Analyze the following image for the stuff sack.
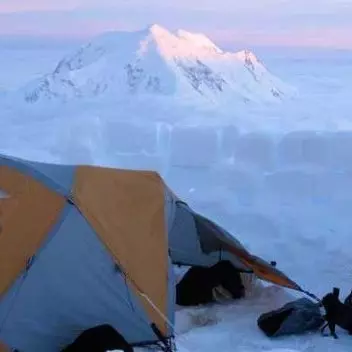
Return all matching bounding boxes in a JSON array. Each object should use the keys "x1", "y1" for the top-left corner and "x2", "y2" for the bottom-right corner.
[
  {"x1": 257, "y1": 298, "x2": 324, "y2": 337},
  {"x1": 176, "y1": 260, "x2": 245, "y2": 306},
  {"x1": 61, "y1": 324, "x2": 134, "y2": 352}
]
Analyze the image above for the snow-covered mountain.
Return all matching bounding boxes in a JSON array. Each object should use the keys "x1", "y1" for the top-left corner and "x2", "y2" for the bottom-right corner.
[{"x1": 21, "y1": 24, "x2": 295, "y2": 105}]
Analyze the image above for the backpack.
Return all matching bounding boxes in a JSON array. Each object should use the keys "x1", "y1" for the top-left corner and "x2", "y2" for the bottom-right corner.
[{"x1": 257, "y1": 298, "x2": 324, "y2": 337}]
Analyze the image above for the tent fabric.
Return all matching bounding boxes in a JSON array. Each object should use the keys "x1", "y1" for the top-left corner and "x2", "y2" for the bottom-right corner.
[
  {"x1": 222, "y1": 243, "x2": 301, "y2": 290},
  {"x1": 0, "y1": 153, "x2": 302, "y2": 352},
  {"x1": 167, "y1": 201, "x2": 293, "y2": 285},
  {"x1": 242, "y1": 256, "x2": 301, "y2": 290},
  {"x1": 73, "y1": 166, "x2": 169, "y2": 337},
  {"x1": 187, "y1": 209, "x2": 301, "y2": 290},
  {"x1": 168, "y1": 201, "x2": 210, "y2": 266},
  {"x1": 168, "y1": 202, "x2": 249, "y2": 271},
  {"x1": 0, "y1": 342, "x2": 9, "y2": 352},
  {"x1": 0, "y1": 189, "x2": 9, "y2": 198},
  {"x1": 192, "y1": 212, "x2": 248, "y2": 255},
  {"x1": 0, "y1": 154, "x2": 73, "y2": 197},
  {"x1": 0, "y1": 164, "x2": 66, "y2": 298},
  {"x1": 24, "y1": 160, "x2": 75, "y2": 196},
  {"x1": 0, "y1": 205, "x2": 167, "y2": 351}
]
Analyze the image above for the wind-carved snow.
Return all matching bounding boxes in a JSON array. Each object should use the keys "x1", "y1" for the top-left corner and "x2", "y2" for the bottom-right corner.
[{"x1": 20, "y1": 24, "x2": 295, "y2": 106}]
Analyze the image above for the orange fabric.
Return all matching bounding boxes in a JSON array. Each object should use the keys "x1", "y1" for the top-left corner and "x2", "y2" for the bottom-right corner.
[
  {"x1": 0, "y1": 165, "x2": 66, "y2": 297},
  {"x1": 73, "y1": 166, "x2": 169, "y2": 336},
  {"x1": 0, "y1": 341, "x2": 10, "y2": 352},
  {"x1": 241, "y1": 257, "x2": 300, "y2": 290},
  {"x1": 223, "y1": 242, "x2": 300, "y2": 290}
]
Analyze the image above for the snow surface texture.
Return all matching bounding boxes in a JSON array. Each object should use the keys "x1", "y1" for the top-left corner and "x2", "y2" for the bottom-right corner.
[
  {"x1": 1, "y1": 32, "x2": 352, "y2": 352},
  {"x1": 12, "y1": 24, "x2": 295, "y2": 106}
]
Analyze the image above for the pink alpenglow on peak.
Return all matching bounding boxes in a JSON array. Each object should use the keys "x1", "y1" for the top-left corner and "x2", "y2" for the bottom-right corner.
[{"x1": 20, "y1": 24, "x2": 297, "y2": 106}]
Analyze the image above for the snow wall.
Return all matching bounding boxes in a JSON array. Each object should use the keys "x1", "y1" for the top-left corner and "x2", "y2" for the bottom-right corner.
[{"x1": 2, "y1": 120, "x2": 352, "y2": 298}]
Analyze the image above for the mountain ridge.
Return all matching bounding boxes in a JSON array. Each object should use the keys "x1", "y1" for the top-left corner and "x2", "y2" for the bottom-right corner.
[{"x1": 20, "y1": 24, "x2": 296, "y2": 105}]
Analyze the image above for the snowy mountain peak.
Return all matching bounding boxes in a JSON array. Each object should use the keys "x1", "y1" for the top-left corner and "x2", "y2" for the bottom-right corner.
[
  {"x1": 236, "y1": 50, "x2": 259, "y2": 64},
  {"x1": 148, "y1": 24, "x2": 171, "y2": 37},
  {"x1": 234, "y1": 50, "x2": 262, "y2": 71},
  {"x1": 20, "y1": 24, "x2": 296, "y2": 105},
  {"x1": 145, "y1": 24, "x2": 221, "y2": 55},
  {"x1": 177, "y1": 29, "x2": 222, "y2": 52}
]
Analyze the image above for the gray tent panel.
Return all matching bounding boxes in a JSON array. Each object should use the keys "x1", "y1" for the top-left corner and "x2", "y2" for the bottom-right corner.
[
  {"x1": 168, "y1": 202, "x2": 248, "y2": 270},
  {"x1": 0, "y1": 205, "x2": 160, "y2": 352},
  {"x1": 191, "y1": 209, "x2": 252, "y2": 271},
  {"x1": 169, "y1": 202, "x2": 218, "y2": 267},
  {"x1": 192, "y1": 212, "x2": 228, "y2": 253},
  {"x1": 25, "y1": 160, "x2": 75, "y2": 195},
  {"x1": 164, "y1": 186, "x2": 177, "y2": 234},
  {"x1": 0, "y1": 153, "x2": 74, "y2": 196},
  {"x1": 191, "y1": 210, "x2": 248, "y2": 255}
]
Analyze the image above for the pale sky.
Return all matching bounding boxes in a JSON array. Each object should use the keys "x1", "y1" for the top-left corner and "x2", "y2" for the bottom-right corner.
[{"x1": 0, "y1": 0, "x2": 352, "y2": 48}]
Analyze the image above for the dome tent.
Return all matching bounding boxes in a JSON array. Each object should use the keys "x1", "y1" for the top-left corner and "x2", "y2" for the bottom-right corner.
[{"x1": 0, "y1": 153, "x2": 301, "y2": 352}]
